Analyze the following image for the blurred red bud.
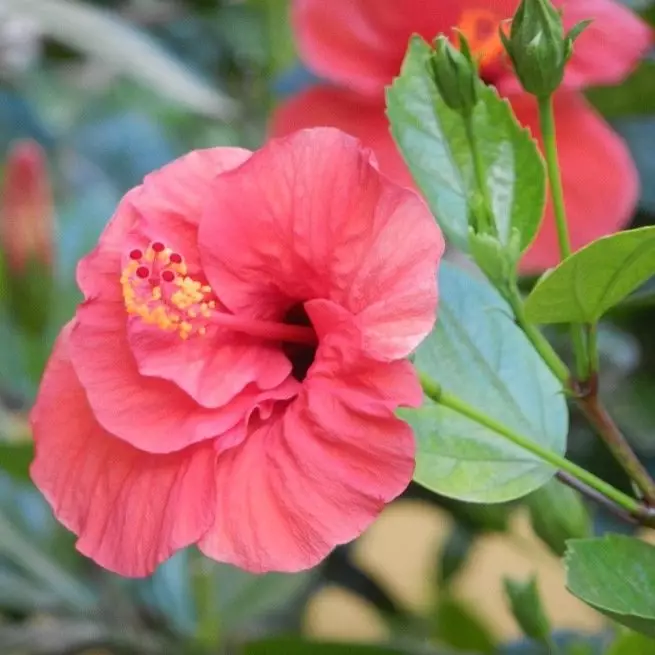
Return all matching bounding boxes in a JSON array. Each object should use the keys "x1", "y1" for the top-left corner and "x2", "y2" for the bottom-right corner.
[{"x1": 0, "y1": 139, "x2": 53, "y2": 272}]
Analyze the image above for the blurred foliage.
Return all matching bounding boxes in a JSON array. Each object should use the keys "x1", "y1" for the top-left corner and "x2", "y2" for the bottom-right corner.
[{"x1": 0, "y1": 0, "x2": 654, "y2": 654}]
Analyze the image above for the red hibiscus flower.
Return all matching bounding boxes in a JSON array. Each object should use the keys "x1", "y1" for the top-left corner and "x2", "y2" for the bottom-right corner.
[
  {"x1": 30, "y1": 128, "x2": 444, "y2": 576},
  {"x1": 271, "y1": 0, "x2": 653, "y2": 272}
]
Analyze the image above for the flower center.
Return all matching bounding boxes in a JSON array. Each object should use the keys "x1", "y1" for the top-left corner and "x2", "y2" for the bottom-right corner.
[
  {"x1": 120, "y1": 241, "x2": 317, "y2": 346},
  {"x1": 456, "y1": 9, "x2": 504, "y2": 71},
  {"x1": 282, "y1": 303, "x2": 317, "y2": 381}
]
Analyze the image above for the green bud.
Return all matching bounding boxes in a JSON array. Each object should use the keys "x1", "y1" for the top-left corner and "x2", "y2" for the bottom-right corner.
[
  {"x1": 499, "y1": 0, "x2": 591, "y2": 98},
  {"x1": 469, "y1": 227, "x2": 521, "y2": 293},
  {"x1": 503, "y1": 576, "x2": 552, "y2": 645},
  {"x1": 428, "y1": 33, "x2": 479, "y2": 116},
  {"x1": 527, "y1": 478, "x2": 591, "y2": 557}
]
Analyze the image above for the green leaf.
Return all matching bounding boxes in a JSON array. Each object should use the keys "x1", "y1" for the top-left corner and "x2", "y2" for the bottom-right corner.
[
  {"x1": 0, "y1": 508, "x2": 95, "y2": 612},
  {"x1": 214, "y1": 563, "x2": 316, "y2": 629},
  {"x1": 0, "y1": 442, "x2": 33, "y2": 482},
  {"x1": 244, "y1": 639, "x2": 407, "y2": 655},
  {"x1": 503, "y1": 576, "x2": 552, "y2": 645},
  {"x1": 386, "y1": 36, "x2": 546, "y2": 252},
  {"x1": 586, "y1": 61, "x2": 655, "y2": 118},
  {"x1": 432, "y1": 595, "x2": 497, "y2": 654},
  {"x1": 405, "y1": 263, "x2": 568, "y2": 502},
  {"x1": 527, "y1": 479, "x2": 591, "y2": 557},
  {"x1": 5, "y1": 0, "x2": 235, "y2": 119},
  {"x1": 565, "y1": 535, "x2": 655, "y2": 637},
  {"x1": 607, "y1": 630, "x2": 655, "y2": 655},
  {"x1": 524, "y1": 227, "x2": 655, "y2": 324},
  {"x1": 438, "y1": 524, "x2": 475, "y2": 587}
]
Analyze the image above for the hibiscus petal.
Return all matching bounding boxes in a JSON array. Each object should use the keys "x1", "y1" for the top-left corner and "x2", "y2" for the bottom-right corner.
[
  {"x1": 76, "y1": 189, "x2": 143, "y2": 304},
  {"x1": 130, "y1": 147, "x2": 251, "y2": 273},
  {"x1": 558, "y1": 0, "x2": 652, "y2": 90},
  {"x1": 30, "y1": 324, "x2": 217, "y2": 577},
  {"x1": 511, "y1": 92, "x2": 639, "y2": 273},
  {"x1": 69, "y1": 300, "x2": 261, "y2": 453},
  {"x1": 128, "y1": 321, "x2": 291, "y2": 408},
  {"x1": 200, "y1": 128, "x2": 443, "y2": 360},
  {"x1": 269, "y1": 86, "x2": 415, "y2": 188},
  {"x1": 125, "y1": 150, "x2": 291, "y2": 409},
  {"x1": 293, "y1": 0, "x2": 518, "y2": 95},
  {"x1": 199, "y1": 301, "x2": 419, "y2": 572}
]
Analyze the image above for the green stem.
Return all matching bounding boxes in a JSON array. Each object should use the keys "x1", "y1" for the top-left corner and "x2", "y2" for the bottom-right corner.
[
  {"x1": 418, "y1": 372, "x2": 643, "y2": 515},
  {"x1": 505, "y1": 285, "x2": 569, "y2": 384},
  {"x1": 537, "y1": 95, "x2": 589, "y2": 381},
  {"x1": 587, "y1": 324, "x2": 599, "y2": 376},
  {"x1": 463, "y1": 115, "x2": 496, "y2": 236},
  {"x1": 578, "y1": 394, "x2": 655, "y2": 505}
]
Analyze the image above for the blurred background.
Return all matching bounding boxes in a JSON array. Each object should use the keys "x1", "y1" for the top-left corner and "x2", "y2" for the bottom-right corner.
[{"x1": 0, "y1": 1, "x2": 654, "y2": 653}]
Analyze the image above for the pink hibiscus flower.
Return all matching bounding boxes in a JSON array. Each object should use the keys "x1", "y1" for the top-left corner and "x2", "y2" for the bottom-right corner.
[
  {"x1": 271, "y1": 0, "x2": 653, "y2": 272},
  {"x1": 30, "y1": 128, "x2": 444, "y2": 576}
]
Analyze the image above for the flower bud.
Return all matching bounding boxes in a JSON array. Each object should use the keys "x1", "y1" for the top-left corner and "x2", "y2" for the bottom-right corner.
[
  {"x1": 499, "y1": 0, "x2": 591, "y2": 98},
  {"x1": 469, "y1": 227, "x2": 521, "y2": 293},
  {"x1": 526, "y1": 478, "x2": 591, "y2": 557},
  {"x1": 1, "y1": 140, "x2": 53, "y2": 272},
  {"x1": 0, "y1": 140, "x2": 54, "y2": 335},
  {"x1": 428, "y1": 33, "x2": 479, "y2": 117}
]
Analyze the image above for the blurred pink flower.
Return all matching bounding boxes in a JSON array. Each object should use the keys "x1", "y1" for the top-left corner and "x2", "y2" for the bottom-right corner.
[
  {"x1": 30, "y1": 128, "x2": 444, "y2": 576},
  {"x1": 271, "y1": 0, "x2": 653, "y2": 272},
  {"x1": 0, "y1": 140, "x2": 53, "y2": 272}
]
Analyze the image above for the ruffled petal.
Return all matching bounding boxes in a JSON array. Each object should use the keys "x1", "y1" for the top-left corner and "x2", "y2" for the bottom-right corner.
[
  {"x1": 199, "y1": 301, "x2": 420, "y2": 572},
  {"x1": 200, "y1": 128, "x2": 443, "y2": 360},
  {"x1": 269, "y1": 86, "x2": 415, "y2": 188},
  {"x1": 130, "y1": 147, "x2": 251, "y2": 273},
  {"x1": 76, "y1": 189, "x2": 142, "y2": 304},
  {"x1": 30, "y1": 324, "x2": 217, "y2": 577},
  {"x1": 293, "y1": 0, "x2": 518, "y2": 95},
  {"x1": 69, "y1": 300, "x2": 263, "y2": 453},
  {"x1": 511, "y1": 93, "x2": 639, "y2": 273},
  {"x1": 128, "y1": 321, "x2": 291, "y2": 408},
  {"x1": 78, "y1": 148, "x2": 251, "y2": 305}
]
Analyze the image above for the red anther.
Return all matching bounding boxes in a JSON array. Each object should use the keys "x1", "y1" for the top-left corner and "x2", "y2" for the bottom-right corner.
[
  {"x1": 152, "y1": 241, "x2": 165, "y2": 253},
  {"x1": 161, "y1": 270, "x2": 175, "y2": 283},
  {"x1": 136, "y1": 266, "x2": 150, "y2": 279},
  {"x1": 129, "y1": 248, "x2": 143, "y2": 260},
  {"x1": 169, "y1": 252, "x2": 182, "y2": 264}
]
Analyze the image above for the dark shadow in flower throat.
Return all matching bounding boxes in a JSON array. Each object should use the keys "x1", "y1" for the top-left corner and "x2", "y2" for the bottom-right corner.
[{"x1": 282, "y1": 302, "x2": 317, "y2": 381}]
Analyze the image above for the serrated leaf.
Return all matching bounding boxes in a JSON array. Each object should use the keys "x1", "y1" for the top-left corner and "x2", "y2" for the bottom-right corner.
[
  {"x1": 386, "y1": 36, "x2": 546, "y2": 252},
  {"x1": 566, "y1": 535, "x2": 655, "y2": 637},
  {"x1": 525, "y1": 227, "x2": 655, "y2": 324},
  {"x1": 405, "y1": 263, "x2": 567, "y2": 503},
  {"x1": 4, "y1": 0, "x2": 235, "y2": 119}
]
